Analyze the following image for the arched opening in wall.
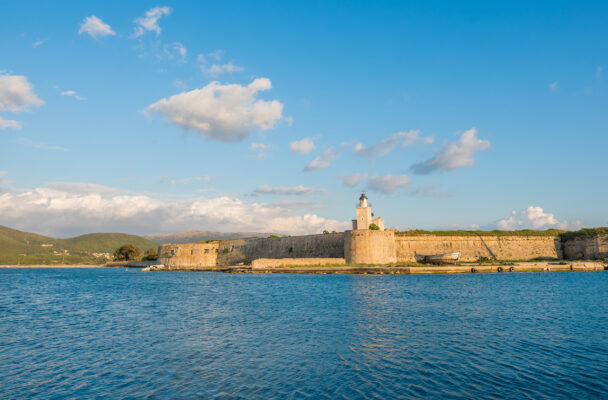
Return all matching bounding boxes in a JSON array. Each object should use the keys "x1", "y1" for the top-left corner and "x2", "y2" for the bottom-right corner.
[
  {"x1": 191, "y1": 250, "x2": 194, "y2": 255},
  {"x1": 204, "y1": 249, "x2": 209, "y2": 254}
]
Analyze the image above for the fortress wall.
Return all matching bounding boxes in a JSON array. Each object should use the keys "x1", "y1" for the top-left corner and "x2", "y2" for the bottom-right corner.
[
  {"x1": 395, "y1": 235, "x2": 562, "y2": 262},
  {"x1": 345, "y1": 230, "x2": 396, "y2": 264},
  {"x1": 158, "y1": 243, "x2": 219, "y2": 268},
  {"x1": 251, "y1": 258, "x2": 346, "y2": 269},
  {"x1": 216, "y1": 233, "x2": 345, "y2": 266},
  {"x1": 562, "y1": 234, "x2": 608, "y2": 259}
]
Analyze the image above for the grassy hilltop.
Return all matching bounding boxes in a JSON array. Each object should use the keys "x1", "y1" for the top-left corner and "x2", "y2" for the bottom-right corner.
[{"x1": 0, "y1": 225, "x2": 157, "y2": 265}]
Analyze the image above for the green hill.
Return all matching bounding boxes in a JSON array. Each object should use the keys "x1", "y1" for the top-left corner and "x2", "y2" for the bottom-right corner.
[{"x1": 0, "y1": 225, "x2": 158, "y2": 265}]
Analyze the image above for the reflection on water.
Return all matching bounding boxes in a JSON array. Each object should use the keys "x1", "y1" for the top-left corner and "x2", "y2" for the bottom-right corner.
[{"x1": 1, "y1": 269, "x2": 607, "y2": 399}]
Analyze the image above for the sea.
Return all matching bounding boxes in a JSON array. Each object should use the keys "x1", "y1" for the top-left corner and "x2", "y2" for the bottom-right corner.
[{"x1": 1, "y1": 268, "x2": 607, "y2": 399}]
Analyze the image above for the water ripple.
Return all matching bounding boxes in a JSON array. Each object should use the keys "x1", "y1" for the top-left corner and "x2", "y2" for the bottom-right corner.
[{"x1": 1, "y1": 269, "x2": 607, "y2": 399}]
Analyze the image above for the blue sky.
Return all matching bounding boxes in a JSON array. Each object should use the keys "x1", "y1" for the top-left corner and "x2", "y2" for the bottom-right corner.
[{"x1": 1, "y1": 1, "x2": 606, "y2": 237}]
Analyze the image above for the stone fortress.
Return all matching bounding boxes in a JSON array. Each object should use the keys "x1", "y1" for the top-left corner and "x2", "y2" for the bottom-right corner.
[{"x1": 158, "y1": 193, "x2": 608, "y2": 269}]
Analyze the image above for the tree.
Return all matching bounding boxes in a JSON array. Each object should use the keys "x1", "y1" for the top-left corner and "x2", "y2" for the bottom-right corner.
[
  {"x1": 143, "y1": 247, "x2": 158, "y2": 261},
  {"x1": 369, "y1": 223, "x2": 380, "y2": 230},
  {"x1": 113, "y1": 244, "x2": 141, "y2": 261}
]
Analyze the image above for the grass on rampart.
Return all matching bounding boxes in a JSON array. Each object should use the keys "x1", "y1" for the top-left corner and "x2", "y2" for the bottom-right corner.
[
  {"x1": 395, "y1": 229, "x2": 566, "y2": 237},
  {"x1": 395, "y1": 227, "x2": 608, "y2": 239},
  {"x1": 559, "y1": 227, "x2": 608, "y2": 239}
]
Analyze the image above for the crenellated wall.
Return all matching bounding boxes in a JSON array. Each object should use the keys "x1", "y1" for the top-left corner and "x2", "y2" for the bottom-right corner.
[{"x1": 395, "y1": 235, "x2": 562, "y2": 262}]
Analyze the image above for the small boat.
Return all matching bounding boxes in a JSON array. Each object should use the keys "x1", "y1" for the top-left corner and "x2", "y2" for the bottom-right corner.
[{"x1": 415, "y1": 251, "x2": 461, "y2": 264}]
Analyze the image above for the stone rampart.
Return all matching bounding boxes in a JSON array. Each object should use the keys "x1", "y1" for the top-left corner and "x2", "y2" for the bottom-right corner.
[
  {"x1": 562, "y1": 234, "x2": 608, "y2": 259},
  {"x1": 158, "y1": 243, "x2": 219, "y2": 268},
  {"x1": 251, "y1": 258, "x2": 346, "y2": 270},
  {"x1": 216, "y1": 233, "x2": 345, "y2": 266},
  {"x1": 157, "y1": 231, "x2": 605, "y2": 268},
  {"x1": 345, "y1": 230, "x2": 396, "y2": 264},
  {"x1": 395, "y1": 235, "x2": 562, "y2": 262}
]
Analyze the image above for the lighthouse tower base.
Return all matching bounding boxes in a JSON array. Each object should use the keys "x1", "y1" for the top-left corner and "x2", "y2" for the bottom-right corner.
[{"x1": 344, "y1": 229, "x2": 396, "y2": 265}]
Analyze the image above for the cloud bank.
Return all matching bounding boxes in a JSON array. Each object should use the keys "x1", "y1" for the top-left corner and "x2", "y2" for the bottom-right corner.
[
  {"x1": 497, "y1": 206, "x2": 583, "y2": 230},
  {"x1": 147, "y1": 78, "x2": 284, "y2": 142},
  {"x1": 0, "y1": 183, "x2": 348, "y2": 237}
]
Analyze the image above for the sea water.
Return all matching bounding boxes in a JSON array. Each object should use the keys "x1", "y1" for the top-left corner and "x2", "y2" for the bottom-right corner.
[{"x1": 1, "y1": 268, "x2": 607, "y2": 399}]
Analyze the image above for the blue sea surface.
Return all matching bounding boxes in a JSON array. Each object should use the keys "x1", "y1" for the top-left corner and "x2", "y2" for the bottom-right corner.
[{"x1": 1, "y1": 268, "x2": 607, "y2": 399}]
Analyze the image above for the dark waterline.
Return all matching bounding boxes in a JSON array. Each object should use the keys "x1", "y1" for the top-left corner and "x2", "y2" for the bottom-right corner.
[{"x1": 1, "y1": 269, "x2": 607, "y2": 399}]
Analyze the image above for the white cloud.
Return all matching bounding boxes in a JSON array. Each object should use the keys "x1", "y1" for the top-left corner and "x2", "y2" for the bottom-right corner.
[
  {"x1": 158, "y1": 174, "x2": 210, "y2": 185},
  {"x1": 351, "y1": 130, "x2": 433, "y2": 158},
  {"x1": 497, "y1": 206, "x2": 583, "y2": 231},
  {"x1": 410, "y1": 127, "x2": 490, "y2": 174},
  {"x1": 409, "y1": 185, "x2": 453, "y2": 198},
  {"x1": 251, "y1": 143, "x2": 270, "y2": 151},
  {"x1": 60, "y1": 90, "x2": 86, "y2": 101},
  {"x1": 597, "y1": 66, "x2": 604, "y2": 80},
  {"x1": 0, "y1": 183, "x2": 349, "y2": 237},
  {"x1": 205, "y1": 63, "x2": 244, "y2": 77},
  {"x1": 549, "y1": 81, "x2": 559, "y2": 91},
  {"x1": 0, "y1": 171, "x2": 14, "y2": 186},
  {"x1": 45, "y1": 182, "x2": 118, "y2": 195},
  {"x1": 198, "y1": 52, "x2": 243, "y2": 77},
  {"x1": 305, "y1": 148, "x2": 336, "y2": 171},
  {"x1": 366, "y1": 174, "x2": 411, "y2": 194},
  {"x1": 133, "y1": 7, "x2": 171, "y2": 37},
  {"x1": 0, "y1": 116, "x2": 21, "y2": 130},
  {"x1": 289, "y1": 137, "x2": 315, "y2": 154},
  {"x1": 32, "y1": 39, "x2": 47, "y2": 48},
  {"x1": 0, "y1": 75, "x2": 44, "y2": 112},
  {"x1": 146, "y1": 78, "x2": 284, "y2": 142},
  {"x1": 251, "y1": 142, "x2": 270, "y2": 159},
  {"x1": 16, "y1": 138, "x2": 67, "y2": 151},
  {"x1": 338, "y1": 173, "x2": 368, "y2": 187},
  {"x1": 169, "y1": 42, "x2": 187, "y2": 62},
  {"x1": 253, "y1": 184, "x2": 315, "y2": 196},
  {"x1": 208, "y1": 49, "x2": 224, "y2": 60},
  {"x1": 173, "y1": 80, "x2": 187, "y2": 90},
  {"x1": 78, "y1": 16, "x2": 116, "y2": 39}
]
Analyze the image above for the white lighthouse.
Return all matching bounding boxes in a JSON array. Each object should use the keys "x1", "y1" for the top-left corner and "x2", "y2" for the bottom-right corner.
[{"x1": 352, "y1": 192, "x2": 385, "y2": 231}]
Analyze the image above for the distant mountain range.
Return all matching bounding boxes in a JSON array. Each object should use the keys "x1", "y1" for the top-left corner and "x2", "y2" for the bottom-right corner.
[
  {"x1": 145, "y1": 230, "x2": 273, "y2": 244},
  {"x1": 0, "y1": 225, "x2": 158, "y2": 265}
]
